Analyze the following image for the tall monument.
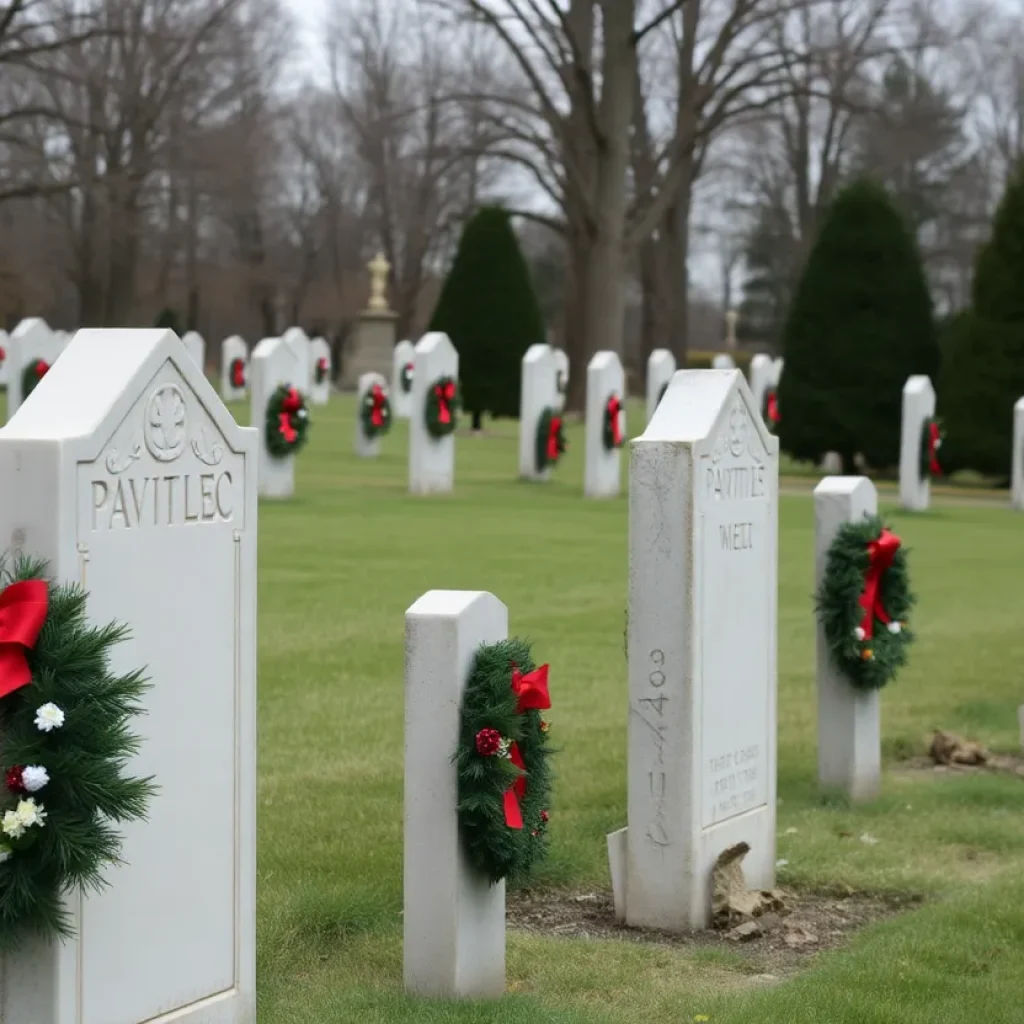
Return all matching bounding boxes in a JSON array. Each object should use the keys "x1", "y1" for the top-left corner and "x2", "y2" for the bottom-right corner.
[{"x1": 342, "y1": 252, "x2": 399, "y2": 390}]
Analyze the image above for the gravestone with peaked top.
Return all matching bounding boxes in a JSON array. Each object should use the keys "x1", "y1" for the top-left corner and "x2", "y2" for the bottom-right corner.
[
  {"x1": 283, "y1": 327, "x2": 312, "y2": 395},
  {"x1": 393, "y1": 339, "x2": 416, "y2": 419},
  {"x1": 899, "y1": 375, "x2": 935, "y2": 512},
  {"x1": 251, "y1": 337, "x2": 302, "y2": 499},
  {"x1": 409, "y1": 332, "x2": 459, "y2": 495},
  {"x1": 584, "y1": 351, "x2": 625, "y2": 499},
  {"x1": 711, "y1": 353, "x2": 735, "y2": 370},
  {"x1": 0, "y1": 327, "x2": 256, "y2": 1023},
  {"x1": 181, "y1": 331, "x2": 205, "y2": 373},
  {"x1": 646, "y1": 349, "x2": 676, "y2": 425},
  {"x1": 519, "y1": 344, "x2": 558, "y2": 482},
  {"x1": 607, "y1": 368, "x2": 779, "y2": 932},
  {"x1": 6, "y1": 318, "x2": 55, "y2": 419},
  {"x1": 221, "y1": 334, "x2": 248, "y2": 402},
  {"x1": 310, "y1": 337, "x2": 332, "y2": 406}
]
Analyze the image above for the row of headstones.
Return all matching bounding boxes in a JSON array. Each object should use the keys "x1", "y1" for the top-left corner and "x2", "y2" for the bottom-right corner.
[
  {"x1": 220, "y1": 328, "x2": 331, "y2": 405},
  {"x1": 0, "y1": 318, "x2": 73, "y2": 416}
]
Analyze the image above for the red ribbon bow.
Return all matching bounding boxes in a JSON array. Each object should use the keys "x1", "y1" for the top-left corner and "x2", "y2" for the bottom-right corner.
[
  {"x1": 546, "y1": 416, "x2": 563, "y2": 462},
  {"x1": 857, "y1": 528, "x2": 901, "y2": 640},
  {"x1": 278, "y1": 387, "x2": 302, "y2": 443},
  {"x1": 434, "y1": 381, "x2": 455, "y2": 425},
  {"x1": 766, "y1": 391, "x2": 780, "y2": 425},
  {"x1": 0, "y1": 346, "x2": 6, "y2": 363},
  {"x1": 606, "y1": 395, "x2": 623, "y2": 446},
  {"x1": 927, "y1": 421, "x2": 942, "y2": 476},
  {"x1": 317, "y1": 357, "x2": 328, "y2": 372},
  {"x1": 231, "y1": 359, "x2": 246, "y2": 388},
  {"x1": 34, "y1": 360, "x2": 50, "y2": 379},
  {"x1": 0, "y1": 580, "x2": 49, "y2": 699},
  {"x1": 503, "y1": 664, "x2": 551, "y2": 829},
  {"x1": 369, "y1": 384, "x2": 387, "y2": 427}
]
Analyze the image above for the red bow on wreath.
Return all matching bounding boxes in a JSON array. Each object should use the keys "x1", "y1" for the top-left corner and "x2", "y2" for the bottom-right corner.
[
  {"x1": 857, "y1": 528, "x2": 900, "y2": 640},
  {"x1": 0, "y1": 346, "x2": 6, "y2": 364},
  {"x1": 278, "y1": 386, "x2": 302, "y2": 444},
  {"x1": 231, "y1": 359, "x2": 246, "y2": 389},
  {"x1": 34, "y1": 359, "x2": 50, "y2": 380},
  {"x1": 317, "y1": 357, "x2": 328, "y2": 372},
  {"x1": 606, "y1": 395, "x2": 623, "y2": 446},
  {"x1": 0, "y1": 580, "x2": 49, "y2": 699},
  {"x1": 503, "y1": 664, "x2": 551, "y2": 830},
  {"x1": 546, "y1": 416, "x2": 563, "y2": 462},
  {"x1": 927, "y1": 421, "x2": 942, "y2": 476},
  {"x1": 434, "y1": 380, "x2": 455, "y2": 425},
  {"x1": 369, "y1": 384, "x2": 388, "y2": 427},
  {"x1": 766, "y1": 391, "x2": 780, "y2": 425}
]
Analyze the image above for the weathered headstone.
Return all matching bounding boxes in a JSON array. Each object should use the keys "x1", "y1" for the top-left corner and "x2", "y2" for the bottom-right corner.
[
  {"x1": 711, "y1": 353, "x2": 736, "y2": 370},
  {"x1": 584, "y1": 351, "x2": 625, "y2": 499},
  {"x1": 748, "y1": 353, "x2": 773, "y2": 417},
  {"x1": 646, "y1": 349, "x2": 676, "y2": 425},
  {"x1": 355, "y1": 372, "x2": 389, "y2": 458},
  {"x1": 409, "y1": 332, "x2": 459, "y2": 495},
  {"x1": 404, "y1": 589, "x2": 507, "y2": 998},
  {"x1": 310, "y1": 336, "x2": 332, "y2": 406},
  {"x1": 282, "y1": 327, "x2": 312, "y2": 395},
  {"x1": 6, "y1": 317, "x2": 55, "y2": 419},
  {"x1": 0, "y1": 327, "x2": 256, "y2": 1023},
  {"x1": 221, "y1": 334, "x2": 248, "y2": 402},
  {"x1": 608, "y1": 369, "x2": 779, "y2": 931},
  {"x1": 181, "y1": 330, "x2": 205, "y2": 372},
  {"x1": 814, "y1": 476, "x2": 880, "y2": 801},
  {"x1": 251, "y1": 336, "x2": 302, "y2": 498},
  {"x1": 899, "y1": 375, "x2": 935, "y2": 512},
  {"x1": 1012, "y1": 397, "x2": 1024, "y2": 511},
  {"x1": 553, "y1": 348, "x2": 570, "y2": 411},
  {"x1": 392, "y1": 339, "x2": 416, "y2": 419},
  {"x1": 519, "y1": 344, "x2": 558, "y2": 481}
]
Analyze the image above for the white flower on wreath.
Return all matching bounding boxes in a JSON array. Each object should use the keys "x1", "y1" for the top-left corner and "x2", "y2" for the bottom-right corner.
[
  {"x1": 22, "y1": 766, "x2": 49, "y2": 793},
  {"x1": 854, "y1": 626, "x2": 866, "y2": 641},
  {"x1": 497, "y1": 738, "x2": 512, "y2": 760},
  {"x1": 887, "y1": 621, "x2": 902, "y2": 635},
  {"x1": 35, "y1": 703, "x2": 65, "y2": 732},
  {"x1": 2, "y1": 810, "x2": 25, "y2": 839},
  {"x1": 15, "y1": 799, "x2": 45, "y2": 830}
]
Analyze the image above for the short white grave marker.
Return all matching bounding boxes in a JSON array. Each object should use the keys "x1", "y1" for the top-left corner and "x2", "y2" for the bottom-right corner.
[
  {"x1": 251, "y1": 336, "x2": 303, "y2": 498},
  {"x1": 899, "y1": 375, "x2": 936, "y2": 512},
  {"x1": 0, "y1": 327, "x2": 256, "y2": 1023},
  {"x1": 355, "y1": 372, "x2": 390, "y2": 458},
  {"x1": 646, "y1": 349, "x2": 676, "y2": 425},
  {"x1": 181, "y1": 330, "x2": 205, "y2": 372},
  {"x1": 519, "y1": 344, "x2": 559, "y2": 481},
  {"x1": 6, "y1": 317, "x2": 55, "y2": 419},
  {"x1": 392, "y1": 339, "x2": 416, "y2": 419},
  {"x1": 283, "y1": 327, "x2": 312, "y2": 394},
  {"x1": 310, "y1": 336, "x2": 332, "y2": 405},
  {"x1": 712, "y1": 353, "x2": 736, "y2": 370},
  {"x1": 404, "y1": 589, "x2": 507, "y2": 998},
  {"x1": 409, "y1": 332, "x2": 459, "y2": 495},
  {"x1": 221, "y1": 334, "x2": 248, "y2": 402},
  {"x1": 1012, "y1": 398, "x2": 1024, "y2": 511},
  {"x1": 584, "y1": 351, "x2": 626, "y2": 499},
  {"x1": 609, "y1": 369, "x2": 779, "y2": 931}
]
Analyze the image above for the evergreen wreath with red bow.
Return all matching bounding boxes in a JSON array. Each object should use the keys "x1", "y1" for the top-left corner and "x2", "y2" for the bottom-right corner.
[
  {"x1": 602, "y1": 393, "x2": 625, "y2": 451},
  {"x1": 21, "y1": 359, "x2": 50, "y2": 400},
  {"x1": 0, "y1": 557, "x2": 154, "y2": 944},
  {"x1": 400, "y1": 361, "x2": 414, "y2": 394},
  {"x1": 920, "y1": 417, "x2": 943, "y2": 480},
  {"x1": 424, "y1": 375, "x2": 458, "y2": 439},
  {"x1": 230, "y1": 358, "x2": 246, "y2": 390},
  {"x1": 535, "y1": 407, "x2": 566, "y2": 473},
  {"x1": 315, "y1": 357, "x2": 329, "y2": 385},
  {"x1": 265, "y1": 384, "x2": 310, "y2": 459},
  {"x1": 455, "y1": 639, "x2": 553, "y2": 884},
  {"x1": 816, "y1": 516, "x2": 915, "y2": 690},
  {"x1": 360, "y1": 382, "x2": 392, "y2": 439}
]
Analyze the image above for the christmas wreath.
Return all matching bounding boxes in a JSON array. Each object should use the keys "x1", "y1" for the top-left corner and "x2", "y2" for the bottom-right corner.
[
  {"x1": 0, "y1": 557, "x2": 154, "y2": 943},
  {"x1": 265, "y1": 384, "x2": 310, "y2": 459},
  {"x1": 455, "y1": 639, "x2": 553, "y2": 885},
  {"x1": 764, "y1": 389, "x2": 780, "y2": 431},
  {"x1": 400, "y1": 361, "x2": 414, "y2": 394},
  {"x1": 816, "y1": 516, "x2": 915, "y2": 691},
  {"x1": 602, "y1": 393, "x2": 625, "y2": 450},
  {"x1": 21, "y1": 359, "x2": 49, "y2": 399},
  {"x1": 535, "y1": 407, "x2": 566, "y2": 472},
  {"x1": 315, "y1": 356, "x2": 329, "y2": 385},
  {"x1": 425, "y1": 375, "x2": 458, "y2": 439},
  {"x1": 230, "y1": 357, "x2": 246, "y2": 390},
  {"x1": 920, "y1": 418, "x2": 942, "y2": 480},
  {"x1": 360, "y1": 382, "x2": 392, "y2": 439}
]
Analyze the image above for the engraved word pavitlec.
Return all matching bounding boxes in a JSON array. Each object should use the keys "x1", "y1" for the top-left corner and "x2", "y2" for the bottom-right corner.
[{"x1": 91, "y1": 471, "x2": 235, "y2": 529}]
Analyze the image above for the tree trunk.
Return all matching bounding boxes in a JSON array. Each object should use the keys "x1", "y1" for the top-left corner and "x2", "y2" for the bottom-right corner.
[{"x1": 471, "y1": 409, "x2": 483, "y2": 432}]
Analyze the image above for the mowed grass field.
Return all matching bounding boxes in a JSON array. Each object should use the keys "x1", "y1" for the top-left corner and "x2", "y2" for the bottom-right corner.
[{"x1": 6, "y1": 386, "x2": 1024, "y2": 1022}]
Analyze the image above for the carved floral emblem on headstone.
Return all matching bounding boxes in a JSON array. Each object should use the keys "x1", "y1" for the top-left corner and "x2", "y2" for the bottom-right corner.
[
  {"x1": 728, "y1": 401, "x2": 747, "y2": 457},
  {"x1": 145, "y1": 384, "x2": 187, "y2": 462}
]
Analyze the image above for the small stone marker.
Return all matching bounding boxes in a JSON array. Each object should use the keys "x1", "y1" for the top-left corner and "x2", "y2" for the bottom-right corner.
[
  {"x1": 519, "y1": 344, "x2": 558, "y2": 481},
  {"x1": 310, "y1": 336, "x2": 332, "y2": 405},
  {"x1": 814, "y1": 476, "x2": 881, "y2": 801},
  {"x1": 404, "y1": 589, "x2": 508, "y2": 998},
  {"x1": 0, "y1": 327, "x2": 257, "y2": 1023},
  {"x1": 221, "y1": 334, "x2": 248, "y2": 402},
  {"x1": 181, "y1": 330, "x2": 205, "y2": 371},
  {"x1": 712, "y1": 353, "x2": 735, "y2": 370},
  {"x1": 251, "y1": 336, "x2": 302, "y2": 498},
  {"x1": 899, "y1": 375, "x2": 936, "y2": 512},
  {"x1": 748, "y1": 354, "x2": 773, "y2": 416},
  {"x1": 283, "y1": 326, "x2": 312, "y2": 394},
  {"x1": 646, "y1": 349, "x2": 676, "y2": 425},
  {"x1": 6, "y1": 317, "x2": 55, "y2": 419},
  {"x1": 392, "y1": 339, "x2": 416, "y2": 419},
  {"x1": 553, "y1": 348, "x2": 570, "y2": 410},
  {"x1": 409, "y1": 332, "x2": 459, "y2": 495},
  {"x1": 610, "y1": 369, "x2": 779, "y2": 931},
  {"x1": 355, "y1": 372, "x2": 389, "y2": 458},
  {"x1": 584, "y1": 350, "x2": 626, "y2": 499},
  {"x1": 1012, "y1": 398, "x2": 1024, "y2": 511}
]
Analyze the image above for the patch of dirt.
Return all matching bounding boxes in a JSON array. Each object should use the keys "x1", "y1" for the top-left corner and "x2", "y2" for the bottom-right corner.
[
  {"x1": 892, "y1": 754, "x2": 1024, "y2": 781},
  {"x1": 508, "y1": 886, "x2": 920, "y2": 977}
]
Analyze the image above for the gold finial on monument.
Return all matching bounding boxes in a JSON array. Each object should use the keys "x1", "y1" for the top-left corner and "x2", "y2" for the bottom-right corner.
[
  {"x1": 725, "y1": 309, "x2": 738, "y2": 350},
  {"x1": 367, "y1": 251, "x2": 392, "y2": 312}
]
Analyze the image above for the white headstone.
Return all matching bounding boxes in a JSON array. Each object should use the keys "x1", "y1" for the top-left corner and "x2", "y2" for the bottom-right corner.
[
  {"x1": 584, "y1": 351, "x2": 625, "y2": 499},
  {"x1": 404, "y1": 590, "x2": 507, "y2": 998},
  {"x1": 251, "y1": 336, "x2": 302, "y2": 498},
  {"x1": 310, "y1": 337, "x2": 332, "y2": 406},
  {"x1": 610, "y1": 369, "x2": 778, "y2": 932},
  {"x1": 355, "y1": 371, "x2": 389, "y2": 458},
  {"x1": 283, "y1": 327, "x2": 312, "y2": 395},
  {"x1": 519, "y1": 344, "x2": 558, "y2": 481},
  {"x1": 646, "y1": 349, "x2": 676, "y2": 425},
  {"x1": 6, "y1": 317, "x2": 55, "y2": 419},
  {"x1": 712, "y1": 353, "x2": 735, "y2": 370},
  {"x1": 553, "y1": 348, "x2": 569, "y2": 411},
  {"x1": 392, "y1": 339, "x2": 416, "y2": 419},
  {"x1": 221, "y1": 334, "x2": 248, "y2": 402},
  {"x1": 748, "y1": 354, "x2": 773, "y2": 417},
  {"x1": 0, "y1": 328, "x2": 8, "y2": 386},
  {"x1": 409, "y1": 332, "x2": 459, "y2": 495},
  {"x1": 181, "y1": 331, "x2": 205, "y2": 372},
  {"x1": 899, "y1": 375, "x2": 935, "y2": 512},
  {"x1": 814, "y1": 476, "x2": 880, "y2": 801},
  {"x1": 0, "y1": 328, "x2": 256, "y2": 1023},
  {"x1": 1012, "y1": 398, "x2": 1024, "y2": 511}
]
